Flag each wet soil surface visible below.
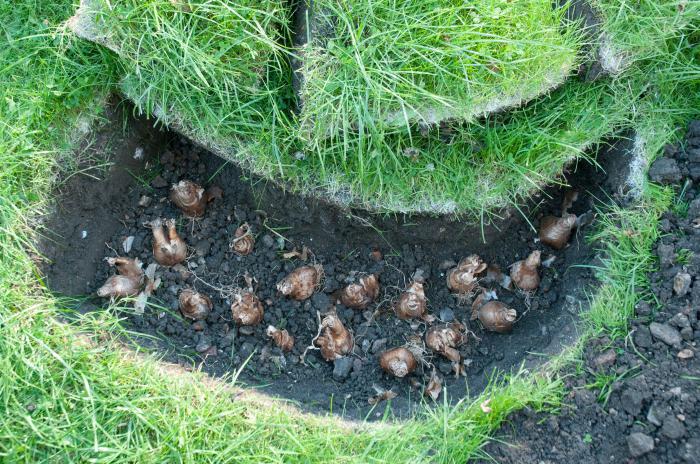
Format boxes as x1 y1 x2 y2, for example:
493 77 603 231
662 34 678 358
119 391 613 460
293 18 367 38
482 121 700 463
40 106 630 419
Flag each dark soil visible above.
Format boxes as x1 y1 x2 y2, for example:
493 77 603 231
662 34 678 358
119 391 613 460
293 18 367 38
482 121 700 463
40 103 631 419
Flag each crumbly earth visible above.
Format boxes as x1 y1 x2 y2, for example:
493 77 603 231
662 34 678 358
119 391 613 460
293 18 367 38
481 121 700 463
41 107 629 419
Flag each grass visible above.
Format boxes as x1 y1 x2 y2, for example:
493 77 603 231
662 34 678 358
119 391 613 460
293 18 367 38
0 0 699 461
298 0 580 138
68 0 699 216
73 0 289 144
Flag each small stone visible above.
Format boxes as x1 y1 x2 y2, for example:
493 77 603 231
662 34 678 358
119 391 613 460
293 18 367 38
240 342 255 359
636 300 653 317
673 272 692 297
151 175 168 189
627 433 654 457
661 415 686 440
648 157 682 184
634 326 653 348
195 338 211 353
647 402 664 426
680 327 693 340
650 322 682 347
238 326 254 336
677 348 694 359
195 239 212 256
160 150 175 165
138 195 152 207
669 313 691 328
439 307 455 322
192 321 206 331
371 338 387 354
592 349 617 369
438 361 453 375
688 197 700 219
261 234 275 248
332 357 353 382
657 244 676 267
204 345 218 357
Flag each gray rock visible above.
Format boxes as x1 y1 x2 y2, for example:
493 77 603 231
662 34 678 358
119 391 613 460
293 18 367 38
661 415 686 440
634 326 653 348
332 357 353 381
647 401 664 426
150 175 168 188
371 338 387 354
439 307 455 322
240 341 255 360
261 234 275 248
688 163 700 182
673 272 692 297
238 326 254 336
592 349 617 369
195 337 211 353
621 389 645 416
438 361 453 375
689 120 700 137
627 432 654 457
650 322 682 347
657 243 676 267
688 197 700 219
680 326 694 341
669 313 691 328
648 157 682 184
311 292 331 311
195 239 212 256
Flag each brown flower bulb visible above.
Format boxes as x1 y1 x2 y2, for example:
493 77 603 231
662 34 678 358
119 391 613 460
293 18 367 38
446 255 487 293
231 291 264 326
395 281 427 319
277 264 323 301
96 257 144 298
340 274 379 309
266 325 294 352
231 223 254 256
150 218 187 266
425 323 464 363
379 347 418 378
539 214 577 250
472 300 516 333
170 180 207 217
424 369 442 401
315 313 353 361
510 250 541 291
178 289 212 320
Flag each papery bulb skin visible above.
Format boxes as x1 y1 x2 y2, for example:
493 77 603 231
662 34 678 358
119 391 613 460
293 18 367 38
151 218 187 266
510 250 541 291
277 265 323 301
231 292 264 326
539 214 577 250
316 314 353 361
340 274 379 309
395 281 427 319
179 289 213 321
379 347 418 378
169 180 207 217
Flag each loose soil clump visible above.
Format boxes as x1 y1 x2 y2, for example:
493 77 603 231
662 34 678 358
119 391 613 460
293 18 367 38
482 121 700 462
40 107 631 419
